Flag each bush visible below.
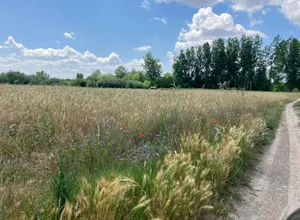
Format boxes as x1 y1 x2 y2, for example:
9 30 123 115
273 83 290 92
292 88 299 92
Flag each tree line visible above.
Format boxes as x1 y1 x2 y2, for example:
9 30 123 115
172 35 300 91
0 34 299 91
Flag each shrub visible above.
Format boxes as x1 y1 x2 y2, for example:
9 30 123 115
292 88 299 92
273 83 289 92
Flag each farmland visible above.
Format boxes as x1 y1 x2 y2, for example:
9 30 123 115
0 85 298 219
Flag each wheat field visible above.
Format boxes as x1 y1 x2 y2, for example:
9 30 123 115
0 85 298 219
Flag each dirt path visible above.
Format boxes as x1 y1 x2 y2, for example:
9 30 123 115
230 100 300 220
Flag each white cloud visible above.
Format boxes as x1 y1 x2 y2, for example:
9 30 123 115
134 45 152 52
231 0 281 13
153 17 168 24
97 52 120 63
64 32 76 40
5 36 25 49
230 0 300 27
262 8 271 15
124 59 144 71
174 7 266 51
250 18 264 27
141 0 150 9
281 0 300 26
156 0 223 7
0 36 144 78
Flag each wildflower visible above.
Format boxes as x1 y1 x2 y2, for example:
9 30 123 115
79 145 83 149
139 133 145 138
172 124 177 129
162 139 165 143
216 155 222 159
212 119 218 124
120 125 126 130
156 134 161 137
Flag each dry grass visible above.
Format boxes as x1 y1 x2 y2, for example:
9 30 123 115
0 84 298 219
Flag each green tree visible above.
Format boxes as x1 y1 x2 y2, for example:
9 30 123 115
194 46 204 88
143 52 162 82
115 66 127 78
240 35 254 89
202 42 212 88
158 73 174 88
76 73 84 80
211 39 227 88
269 35 287 84
286 38 300 90
185 47 197 86
35 71 50 84
173 50 189 87
226 37 240 88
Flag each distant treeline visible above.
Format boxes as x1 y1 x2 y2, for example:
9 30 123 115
0 69 175 89
1 34 300 91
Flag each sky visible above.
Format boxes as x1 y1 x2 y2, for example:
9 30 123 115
0 0 300 78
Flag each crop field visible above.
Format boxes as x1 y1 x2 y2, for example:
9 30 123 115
0 85 298 219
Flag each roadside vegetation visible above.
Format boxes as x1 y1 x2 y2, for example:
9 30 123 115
0 85 298 219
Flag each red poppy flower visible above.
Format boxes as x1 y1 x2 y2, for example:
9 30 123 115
120 125 126 130
139 133 145 138
212 119 218 124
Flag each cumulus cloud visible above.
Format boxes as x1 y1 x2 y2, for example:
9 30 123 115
0 36 143 78
124 59 145 70
231 0 300 27
134 45 152 52
281 0 300 27
153 17 168 24
156 0 223 7
174 7 266 51
64 32 76 39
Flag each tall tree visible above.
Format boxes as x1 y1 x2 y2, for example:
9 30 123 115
286 38 300 90
226 37 240 88
194 46 204 88
270 35 288 84
253 37 270 91
115 66 127 78
143 52 162 82
173 50 189 87
202 42 212 88
211 39 227 88
76 73 84 80
186 47 197 86
240 35 254 89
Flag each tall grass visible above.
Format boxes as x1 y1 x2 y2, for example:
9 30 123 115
0 85 298 219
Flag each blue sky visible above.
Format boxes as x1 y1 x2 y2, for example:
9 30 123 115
0 0 300 78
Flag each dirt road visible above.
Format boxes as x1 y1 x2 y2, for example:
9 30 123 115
230 100 300 220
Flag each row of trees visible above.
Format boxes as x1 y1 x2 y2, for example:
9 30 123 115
1 35 299 91
172 35 300 91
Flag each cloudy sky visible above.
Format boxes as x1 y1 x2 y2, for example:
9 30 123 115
0 0 299 78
